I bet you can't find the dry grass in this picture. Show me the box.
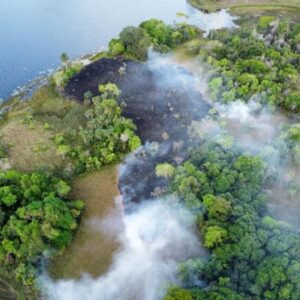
[0,85,88,173]
[6,86,87,133]
[0,120,63,173]
[189,0,300,13]
[0,279,17,300]
[49,166,122,279]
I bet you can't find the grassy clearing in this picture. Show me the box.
[231,6,300,22]
[0,85,88,174]
[48,166,121,279]
[22,85,87,133]
[4,85,87,135]
[0,120,62,173]
[189,0,300,15]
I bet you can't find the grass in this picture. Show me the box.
[0,265,39,300]
[5,85,87,131]
[0,120,62,173]
[0,278,17,300]
[188,0,300,15]
[25,85,87,131]
[0,84,88,174]
[48,166,121,279]
[231,6,300,22]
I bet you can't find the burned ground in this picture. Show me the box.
[65,57,209,142]
[65,56,209,204]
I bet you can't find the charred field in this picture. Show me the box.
[65,56,210,205]
[65,56,209,143]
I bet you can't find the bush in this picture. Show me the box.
[108,38,125,56]
[258,16,276,30]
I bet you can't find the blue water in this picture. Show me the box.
[0,0,236,99]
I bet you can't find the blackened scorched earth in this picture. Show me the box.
[65,56,209,207]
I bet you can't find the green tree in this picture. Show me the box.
[203,194,231,221]
[60,52,69,65]
[204,226,228,249]
[140,19,171,45]
[155,163,175,179]
[164,287,193,300]
[119,26,151,60]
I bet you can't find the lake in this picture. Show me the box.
[0,0,236,99]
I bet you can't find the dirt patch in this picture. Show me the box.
[48,166,121,279]
[0,120,62,172]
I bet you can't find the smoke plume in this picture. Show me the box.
[40,200,201,300]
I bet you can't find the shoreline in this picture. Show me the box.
[188,0,300,14]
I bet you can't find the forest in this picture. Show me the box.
[100,14,300,300]
[1,3,300,300]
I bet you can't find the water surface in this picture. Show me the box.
[0,0,236,99]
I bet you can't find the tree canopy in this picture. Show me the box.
[0,171,84,286]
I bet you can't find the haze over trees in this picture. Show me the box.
[49,15,300,300]
[202,17,300,112]
[2,6,300,299]
[162,141,300,299]
[132,15,300,300]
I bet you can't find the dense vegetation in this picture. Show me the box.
[131,15,300,300]
[108,19,201,60]
[0,171,84,291]
[160,141,300,299]
[57,83,141,174]
[105,15,300,113]
[201,17,300,113]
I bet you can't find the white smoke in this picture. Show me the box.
[216,100,288,153]
[187,9,239,37]
[40,200,201,300]
[146,52,300,231]
[40,48,299,300]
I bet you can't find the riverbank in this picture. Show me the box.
[0,0,204,99]
[188,0,300,18]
